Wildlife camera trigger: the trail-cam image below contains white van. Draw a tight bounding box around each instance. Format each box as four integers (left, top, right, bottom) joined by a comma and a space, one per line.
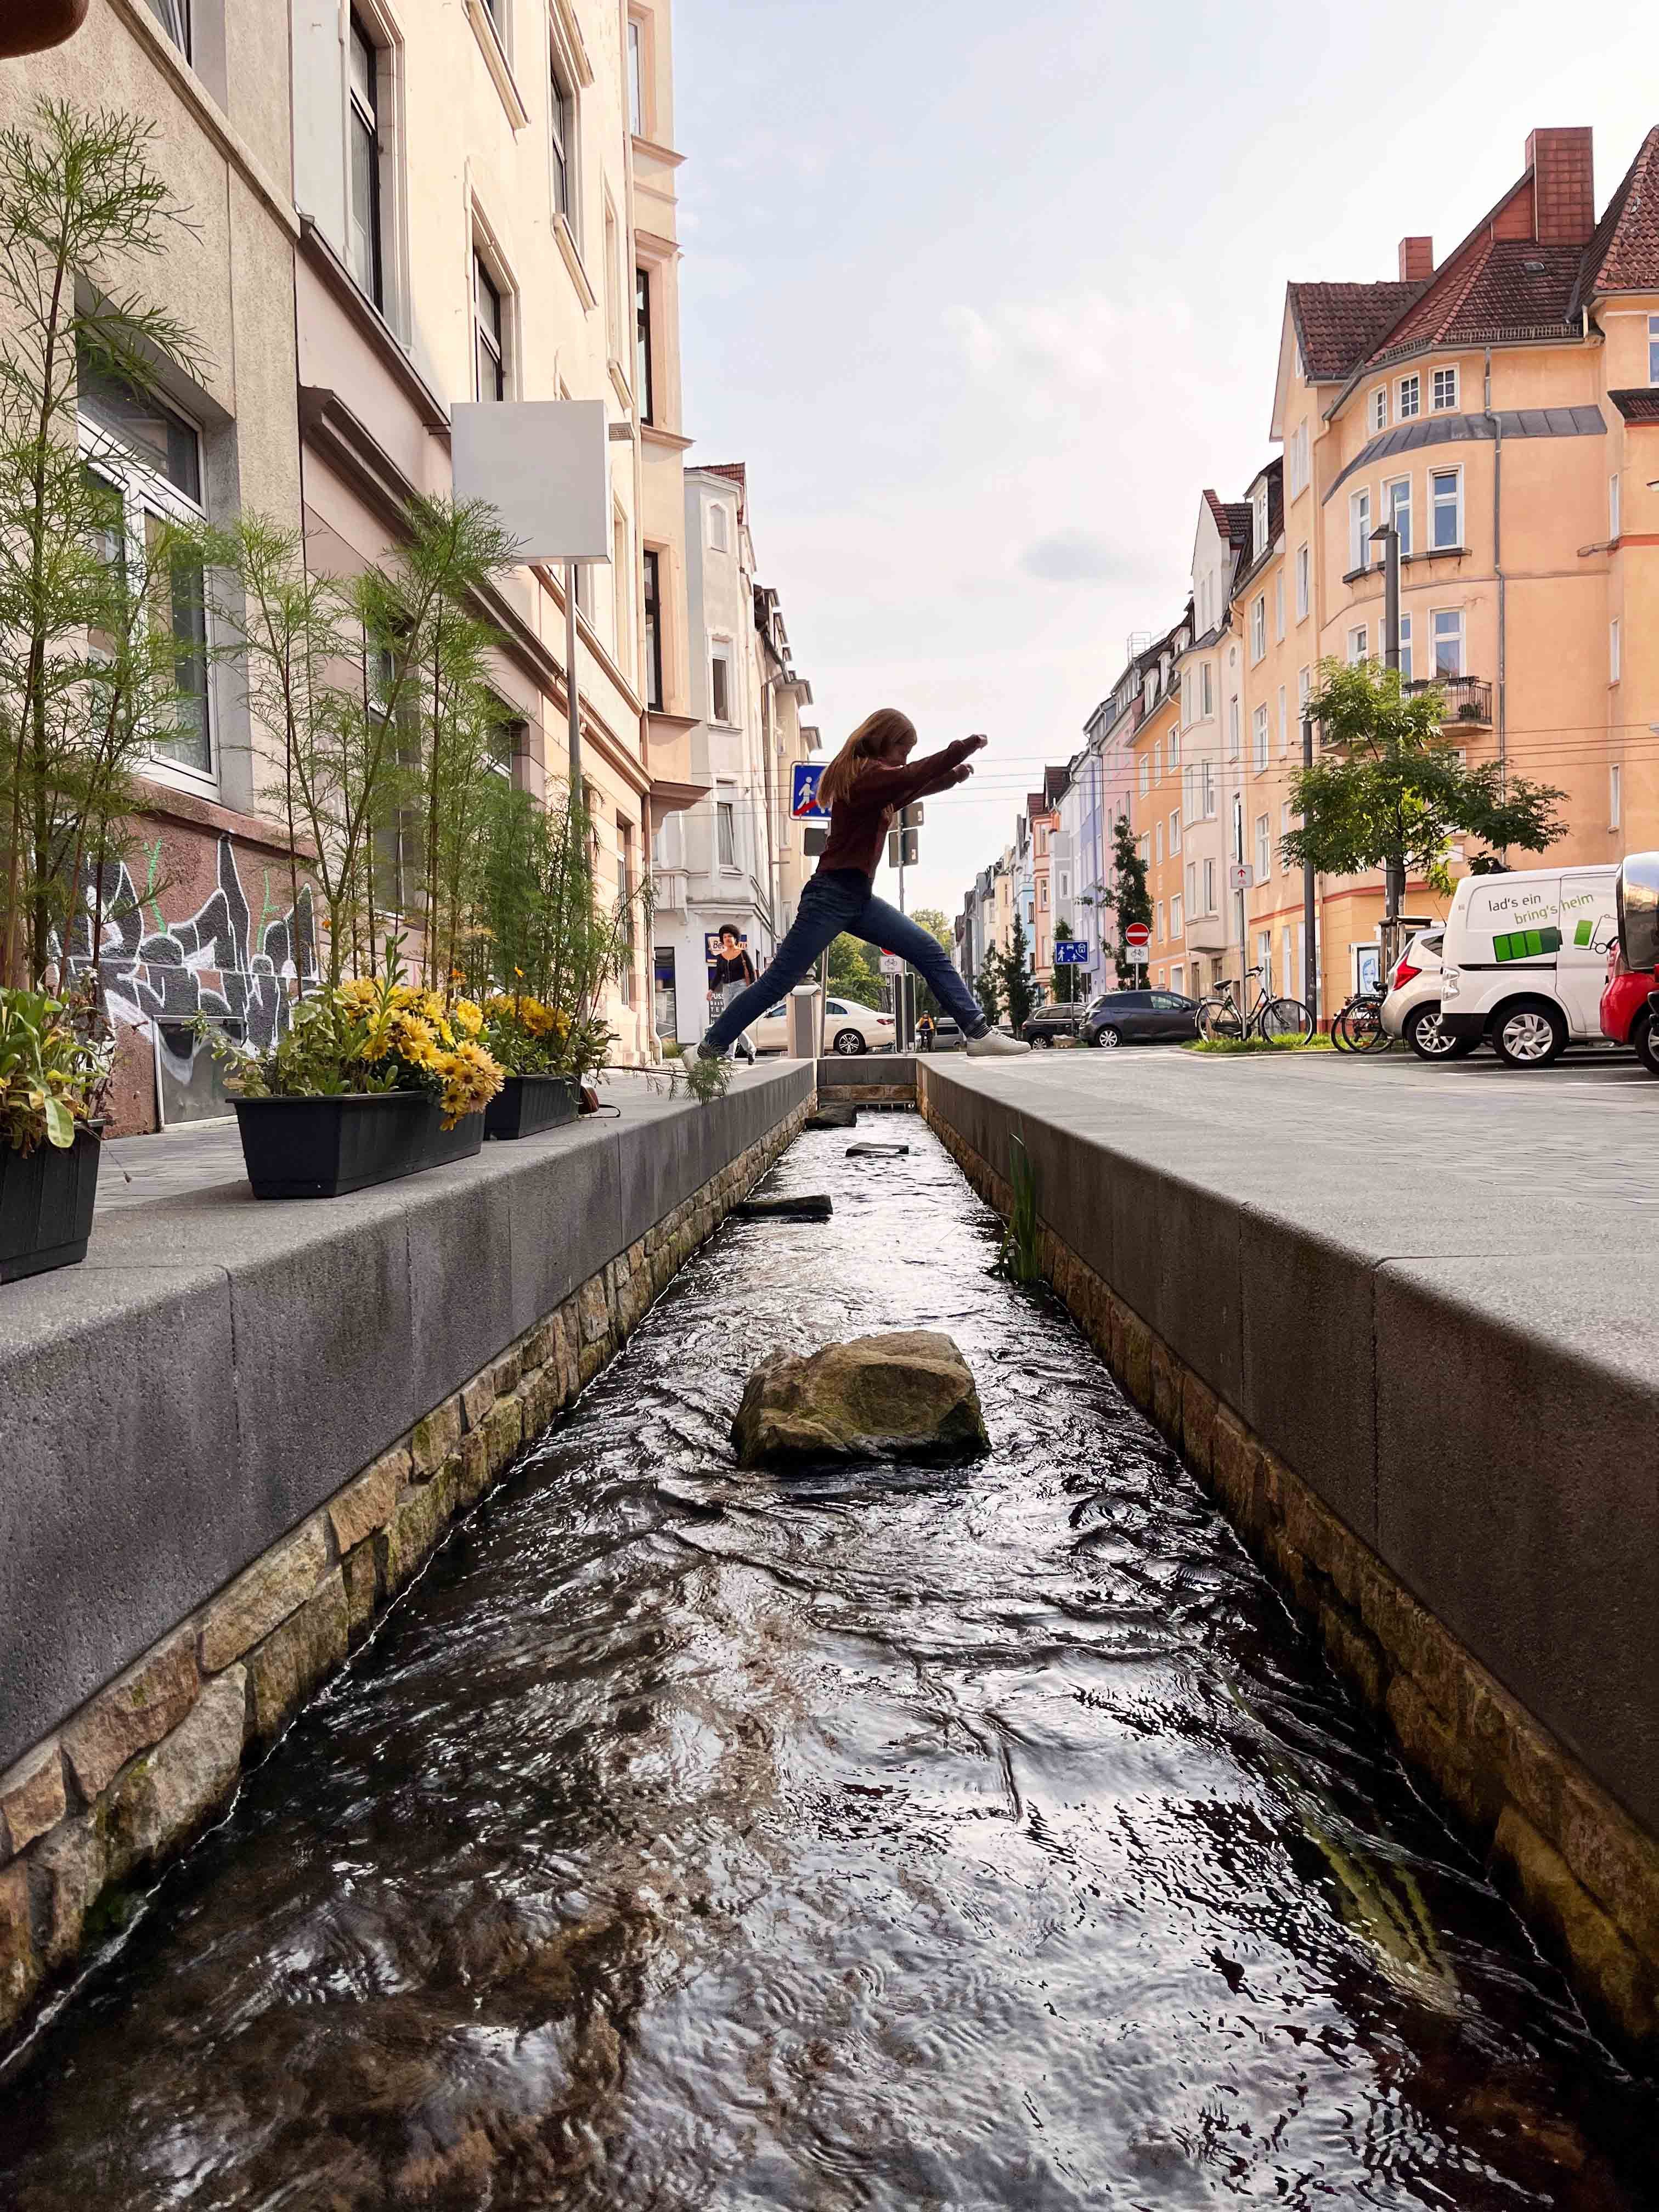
1438, 864, 1619, 1066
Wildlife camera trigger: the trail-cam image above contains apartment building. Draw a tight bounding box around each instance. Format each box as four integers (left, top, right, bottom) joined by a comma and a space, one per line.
290, 0, 697, 1064
2, 2, 306, 1131
1026, 766, 1066, 985
754, 580, 816, 939
1229, 459, 1311, 1003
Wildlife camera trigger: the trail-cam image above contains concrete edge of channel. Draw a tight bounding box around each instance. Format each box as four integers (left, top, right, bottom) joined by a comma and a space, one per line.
0, 1068, 812, 2046
916, 1056, 1659, 2060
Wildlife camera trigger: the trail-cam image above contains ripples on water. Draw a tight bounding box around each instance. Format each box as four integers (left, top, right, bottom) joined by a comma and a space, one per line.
1, 1121, 1654, 2208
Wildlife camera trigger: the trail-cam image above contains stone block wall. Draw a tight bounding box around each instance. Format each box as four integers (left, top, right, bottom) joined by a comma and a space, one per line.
0, 1097, 808, 2039
926, 1103, 1659, 2058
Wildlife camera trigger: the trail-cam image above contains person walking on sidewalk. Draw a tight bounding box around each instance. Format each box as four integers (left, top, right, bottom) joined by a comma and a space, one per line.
708, 926, 759, 1063
699, 710, 1030, 1061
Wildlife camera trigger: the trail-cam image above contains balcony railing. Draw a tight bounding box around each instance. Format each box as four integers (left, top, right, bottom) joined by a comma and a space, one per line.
1406, 675, 1493, 727
648, 867, 689, 913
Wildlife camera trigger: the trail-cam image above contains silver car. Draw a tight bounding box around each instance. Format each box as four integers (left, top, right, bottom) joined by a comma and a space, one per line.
1380, 930, 1480, 1060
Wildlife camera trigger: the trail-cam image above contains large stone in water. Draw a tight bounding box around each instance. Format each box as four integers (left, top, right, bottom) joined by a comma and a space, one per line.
732, 1331, 989, 1468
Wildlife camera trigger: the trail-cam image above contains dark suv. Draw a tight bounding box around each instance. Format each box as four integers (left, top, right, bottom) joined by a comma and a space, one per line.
1079, 989, 1199, 1048
1020, 1005, 1081, 1045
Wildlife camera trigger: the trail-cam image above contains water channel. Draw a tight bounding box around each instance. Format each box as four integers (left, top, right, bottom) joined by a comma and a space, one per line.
1, 1120, 1653, 2207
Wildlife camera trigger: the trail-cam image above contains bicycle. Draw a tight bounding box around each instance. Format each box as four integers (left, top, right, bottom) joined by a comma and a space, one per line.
1196, 967, 1314, 1045
1330, 988, 1391, 1053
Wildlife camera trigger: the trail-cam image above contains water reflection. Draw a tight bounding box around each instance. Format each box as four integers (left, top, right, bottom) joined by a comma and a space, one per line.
0, 1122, 1651, 2206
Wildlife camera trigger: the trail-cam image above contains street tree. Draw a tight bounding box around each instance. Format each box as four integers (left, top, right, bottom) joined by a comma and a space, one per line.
1099, 815, 1152, 970
826, 932, 883, 1006
907, 904, 953, 1018
1283, 660, 1566, 952
1000, 912, 1035, 1031
974, 945, 1003, 1027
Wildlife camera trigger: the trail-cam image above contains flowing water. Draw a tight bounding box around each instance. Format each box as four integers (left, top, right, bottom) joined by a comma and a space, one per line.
1, 1120, 1654, 2208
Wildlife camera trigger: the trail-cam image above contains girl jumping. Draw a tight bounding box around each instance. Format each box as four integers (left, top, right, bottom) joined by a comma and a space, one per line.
699, 710, 1031, 1061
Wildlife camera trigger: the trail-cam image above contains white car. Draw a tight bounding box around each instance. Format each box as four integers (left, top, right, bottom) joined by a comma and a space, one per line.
1379, 929, 1478, 1060
751, 995, 895, 1056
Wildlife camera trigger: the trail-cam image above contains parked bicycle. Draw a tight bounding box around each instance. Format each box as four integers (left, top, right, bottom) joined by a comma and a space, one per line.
1330, 988, 1391, 1053
1196, 967, 1313, 1044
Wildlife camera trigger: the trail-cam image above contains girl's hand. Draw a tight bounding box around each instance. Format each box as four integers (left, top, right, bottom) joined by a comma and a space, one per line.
964, 732, 989, 754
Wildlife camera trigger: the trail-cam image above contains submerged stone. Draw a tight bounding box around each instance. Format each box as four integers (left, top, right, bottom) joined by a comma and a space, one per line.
733, 1195, 833, 1220
845, 1143, 909, 1157
731, 1330, 989, 1468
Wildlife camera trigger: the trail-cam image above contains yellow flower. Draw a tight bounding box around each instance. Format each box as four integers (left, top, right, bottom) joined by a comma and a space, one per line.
385, 1009, 439, 1068
451, 998, 484, 1039
435, 1039, 505, 1126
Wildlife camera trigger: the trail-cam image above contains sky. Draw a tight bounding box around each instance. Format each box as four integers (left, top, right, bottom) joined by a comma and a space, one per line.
673, 0, 1656, 922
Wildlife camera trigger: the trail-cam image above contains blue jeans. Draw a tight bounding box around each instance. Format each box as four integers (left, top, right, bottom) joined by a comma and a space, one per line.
703, 870, 987, 1052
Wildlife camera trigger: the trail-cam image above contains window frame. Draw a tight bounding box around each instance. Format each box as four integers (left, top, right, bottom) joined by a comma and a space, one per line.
634, 264, 654, 424
1650, 313, 1659, 386
347, 11, 385, 311
627, 12, 646, 137
1252, 702, 1268, 772
1430, 466, 1462, 551
715, 794, 738, 870
1398, 611, 1414, 686
1169, 808, 1180, 856
1384, 474, 1412, 558
1347, 624, 1368, 666
709, 639, 735, 726
1430, 607, 1464, 679
1295, 542, 1309, 622
1348, 486, 1371, 574
1431, 364, 1459, 413
1610, 616, 1622, 685
1255, 815, 1270, 883
1250, 593, 1266, 663
1611, 761, 1623, 830
1369, 385, 1388, 433
642, 546, 664, 712
549, 48, 579, 240
1397, 371, 1421, 420
472, 250, 507, 401
144, 0, 190, 57
1610, 472, 1622, 542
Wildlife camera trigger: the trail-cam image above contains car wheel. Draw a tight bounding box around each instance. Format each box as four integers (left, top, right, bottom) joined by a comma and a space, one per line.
1405, 1003, 1460, 1061
832, 1028, 866, 1056
1634, 1013, 1659, 1077
1094, 1026, 1121, 1048
1037, 1032, 1054, 1047
1492, 1000, 1566, 1068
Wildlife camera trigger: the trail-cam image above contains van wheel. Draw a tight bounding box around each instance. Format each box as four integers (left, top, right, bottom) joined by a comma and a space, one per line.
1634, 1013, 1659, 1077
1492, 1000, 1566, 1068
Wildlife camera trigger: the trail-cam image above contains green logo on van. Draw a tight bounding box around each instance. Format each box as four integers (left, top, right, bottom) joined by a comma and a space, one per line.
1493, 927, 1561, 962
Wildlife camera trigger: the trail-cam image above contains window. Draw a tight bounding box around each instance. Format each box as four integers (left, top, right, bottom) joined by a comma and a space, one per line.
1295, 543, 1309, 621
1611, 763, 1623, 830
473, 254, 505, 400
1257, 929, 1272, 978
1202, 857, 1216, 912
1385, 476, 1412, 557
1288, 420, 1310, 499
1349, 487, 1371, 574
1398, 373, 1420, 420
1169, 809, 1180, 855
1181, 668, 1193, 726
1171, 965, 1184, 997
1280, 802, 1293, 874
145, 0, 189, 55
1611, 617, 1622, 684
1278, 684, 1288, 756
1432, 365, 1459, 413
642, 549, 663, 711
1274, 573, 1284, 642
347, 15, 383, 309
618, 820, 636, 1002
1154, 821, 1163, 865
78, 358, 211, 780
1431, 608, 1464, 677
1370, 386, 1388, 433
709, 503, 729, 553
1156, 900, 1165, 943
1228, 698, 1240, 759
635, 267, 654, 423
1186, 860, 1197, 911
1255, 815, 1270, 881
1139, 753, 1149, 795
1250, 595, 1266, 662
627, 14, 644, 136
1168, 727, 1180, 769
1040, 879, 1049, 910
1252, 703, 1268, 771
1252, 484, 1268, 557
1611, 472, 1622, 542
710, 643, 733, 723
1398, 612, 1414, 685
1431, 468, 1460, 550
1138, 834, 1150, 866
1152, 738, 1161, 778
550, 54, 577, 233
1298, 665, 1311, 720
1347, 625, 1368, 665
716, 798, 737, 868
1201, 663, 1214, 717
1650, 314, 1659, 385
1201, 759, 1215, 817
603, 201, 620, 358
1171, 896, 1183, 938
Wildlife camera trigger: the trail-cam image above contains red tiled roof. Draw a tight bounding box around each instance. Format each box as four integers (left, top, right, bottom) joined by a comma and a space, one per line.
1573, 126, 1659, 313
1609, 388, 1659, 424
1288, 281, 1423, 379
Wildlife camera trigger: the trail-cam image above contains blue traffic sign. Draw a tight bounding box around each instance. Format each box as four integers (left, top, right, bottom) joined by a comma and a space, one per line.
791, 762, 827, 819
1054, 940, 1090, 964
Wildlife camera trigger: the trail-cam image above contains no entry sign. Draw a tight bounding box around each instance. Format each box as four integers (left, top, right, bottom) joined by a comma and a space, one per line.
1125, 923, 1150, 948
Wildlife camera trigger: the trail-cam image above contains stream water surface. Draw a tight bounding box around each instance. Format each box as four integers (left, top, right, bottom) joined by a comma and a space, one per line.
1, 1119, 1654, 2208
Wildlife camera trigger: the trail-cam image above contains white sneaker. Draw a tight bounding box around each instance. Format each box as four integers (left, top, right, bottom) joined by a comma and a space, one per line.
965, 1028, 1031, 1058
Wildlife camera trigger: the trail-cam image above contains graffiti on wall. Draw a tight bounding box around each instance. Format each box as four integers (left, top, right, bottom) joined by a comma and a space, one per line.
67, 832, 315, 1126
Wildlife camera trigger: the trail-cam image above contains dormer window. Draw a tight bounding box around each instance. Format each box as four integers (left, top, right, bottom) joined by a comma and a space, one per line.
1252, 485, 1268, 557
1370, 387, 1388, 434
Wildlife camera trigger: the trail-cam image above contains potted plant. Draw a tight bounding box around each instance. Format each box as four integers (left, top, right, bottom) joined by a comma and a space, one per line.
479, 990, 580, 1138
0, 986, 113, 1280
206, 957, 503, 1198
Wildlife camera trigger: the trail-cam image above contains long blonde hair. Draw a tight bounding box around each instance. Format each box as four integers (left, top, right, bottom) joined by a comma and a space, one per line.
816, 708, 915, 810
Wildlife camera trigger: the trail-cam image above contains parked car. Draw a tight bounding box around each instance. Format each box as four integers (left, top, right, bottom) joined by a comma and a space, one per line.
929, 1017, 964, 1051
1079, 989, 1199, 1048
751, 995, 895, 1056
1021, 1005, 1081, 1046
1600, 853, 1659, 1074
1438, 864, 1620, 1067
1379, 929, 1478, 1060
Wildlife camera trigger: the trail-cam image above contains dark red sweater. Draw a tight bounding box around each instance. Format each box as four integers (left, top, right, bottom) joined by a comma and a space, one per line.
814, 740, 979, 881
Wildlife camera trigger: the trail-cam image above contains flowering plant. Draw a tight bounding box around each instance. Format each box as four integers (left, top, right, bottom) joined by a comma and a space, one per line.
0, 984, 114, 1155
206, 951, 503, 1130
479, 988, 572, 1077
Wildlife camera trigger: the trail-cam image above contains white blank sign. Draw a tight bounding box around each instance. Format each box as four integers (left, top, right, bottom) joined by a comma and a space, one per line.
450, 400, 611, 561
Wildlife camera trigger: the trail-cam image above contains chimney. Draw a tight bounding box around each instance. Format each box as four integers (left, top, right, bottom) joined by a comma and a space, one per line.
1527, 127, 1595, 246
1398, 236, 1435, 283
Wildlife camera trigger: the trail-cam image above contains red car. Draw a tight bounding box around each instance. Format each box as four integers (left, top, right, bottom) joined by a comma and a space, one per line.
1600, 854, 1659, 1074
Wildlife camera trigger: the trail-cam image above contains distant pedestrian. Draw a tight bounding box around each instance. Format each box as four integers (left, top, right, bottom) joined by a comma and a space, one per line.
700, 710, 1029, 1060
709, 926, 758, 1063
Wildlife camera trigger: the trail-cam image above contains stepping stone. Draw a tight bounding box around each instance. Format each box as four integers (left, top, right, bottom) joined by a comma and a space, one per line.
732, 1330, 990, 1468
846, 1143, 909, 1158
805, 1107, 859, 1131
732, 1194, 833, 1221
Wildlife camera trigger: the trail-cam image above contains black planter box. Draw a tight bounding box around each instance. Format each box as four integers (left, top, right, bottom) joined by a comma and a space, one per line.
0, 1124, 101, 1283
234, 1092, 485, 1200
485, 1073, 579, 1141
